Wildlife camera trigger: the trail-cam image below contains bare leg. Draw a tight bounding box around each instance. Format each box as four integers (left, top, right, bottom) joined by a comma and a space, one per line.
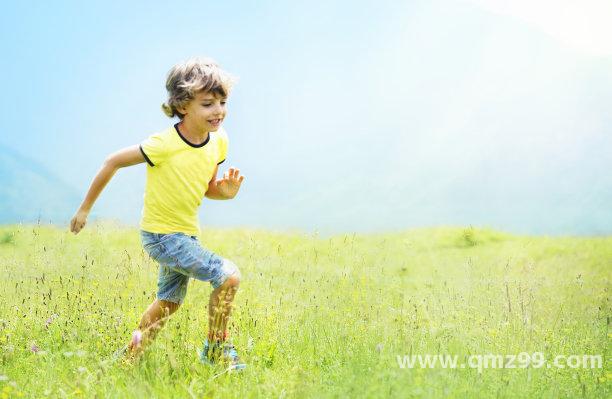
128, 299, 180, 356
208, 273, 240, 343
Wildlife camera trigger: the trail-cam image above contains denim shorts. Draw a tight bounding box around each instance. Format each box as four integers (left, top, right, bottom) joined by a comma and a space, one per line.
140, 230, 239, 304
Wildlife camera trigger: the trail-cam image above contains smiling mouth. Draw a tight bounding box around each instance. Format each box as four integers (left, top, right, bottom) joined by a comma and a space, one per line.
208, 119, 222, 124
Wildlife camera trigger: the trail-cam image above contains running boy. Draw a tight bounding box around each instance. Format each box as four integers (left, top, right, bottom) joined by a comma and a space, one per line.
69, 57, 245, 369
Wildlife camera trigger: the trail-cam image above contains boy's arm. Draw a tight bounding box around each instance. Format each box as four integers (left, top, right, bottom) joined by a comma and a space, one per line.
70, 145, 146, 234
205, 166, 245, 200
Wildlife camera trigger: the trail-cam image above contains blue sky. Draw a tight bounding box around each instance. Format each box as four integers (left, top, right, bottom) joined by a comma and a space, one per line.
1, 0, 611, 235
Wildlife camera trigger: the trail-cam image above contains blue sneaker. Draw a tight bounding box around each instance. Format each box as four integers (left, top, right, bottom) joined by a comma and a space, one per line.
199, 339, 220, 366
222, 343, 247, 371
200, 339, 246, 371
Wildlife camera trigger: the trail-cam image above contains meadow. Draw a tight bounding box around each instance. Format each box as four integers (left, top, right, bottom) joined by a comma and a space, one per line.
0, 223, 609, 398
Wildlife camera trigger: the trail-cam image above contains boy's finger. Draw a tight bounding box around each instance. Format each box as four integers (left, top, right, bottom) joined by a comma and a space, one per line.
233, 168, 240, 178
238, 175, 244, 183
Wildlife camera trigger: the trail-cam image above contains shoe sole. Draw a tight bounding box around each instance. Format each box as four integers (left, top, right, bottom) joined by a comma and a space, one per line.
228, 363, 247, 371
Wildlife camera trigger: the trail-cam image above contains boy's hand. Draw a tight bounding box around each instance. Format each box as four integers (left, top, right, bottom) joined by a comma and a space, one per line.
70, 209, 89, 234
216, 167, 245, 199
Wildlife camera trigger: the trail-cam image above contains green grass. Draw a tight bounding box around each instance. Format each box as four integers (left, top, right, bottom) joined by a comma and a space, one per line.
0, 223, 610, 398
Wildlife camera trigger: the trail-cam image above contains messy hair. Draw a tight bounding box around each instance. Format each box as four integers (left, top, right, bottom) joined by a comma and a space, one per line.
161, 57, 237, 119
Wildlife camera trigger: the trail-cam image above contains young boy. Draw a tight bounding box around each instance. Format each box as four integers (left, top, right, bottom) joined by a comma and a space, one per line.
69, 57, 246, 369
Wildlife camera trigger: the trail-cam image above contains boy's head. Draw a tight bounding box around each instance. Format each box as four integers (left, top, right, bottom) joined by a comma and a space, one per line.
162, 57, 236, 119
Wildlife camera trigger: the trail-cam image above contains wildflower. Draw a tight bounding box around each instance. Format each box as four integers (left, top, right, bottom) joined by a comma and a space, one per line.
0, 375, 7, 382
375, 343, 384, 353
30, 343, 40, 353
44, 314, 58, 329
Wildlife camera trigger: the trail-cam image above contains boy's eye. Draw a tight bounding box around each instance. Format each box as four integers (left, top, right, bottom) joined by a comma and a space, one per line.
201, 101, 227, 107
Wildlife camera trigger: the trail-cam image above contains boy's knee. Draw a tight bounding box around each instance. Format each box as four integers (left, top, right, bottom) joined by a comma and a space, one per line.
213, 259, 241, 291
225, 272, 240, 288
223, 259, 241, 285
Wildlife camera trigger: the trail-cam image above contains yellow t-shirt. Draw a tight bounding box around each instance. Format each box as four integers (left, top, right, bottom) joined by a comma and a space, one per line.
139, 123, 228, 236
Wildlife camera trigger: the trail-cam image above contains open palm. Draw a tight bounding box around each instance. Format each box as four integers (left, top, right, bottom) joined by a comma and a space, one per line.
217, 167, 244, 198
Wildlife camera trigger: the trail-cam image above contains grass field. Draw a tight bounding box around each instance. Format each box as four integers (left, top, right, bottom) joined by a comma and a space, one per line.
0, 223, 610, 398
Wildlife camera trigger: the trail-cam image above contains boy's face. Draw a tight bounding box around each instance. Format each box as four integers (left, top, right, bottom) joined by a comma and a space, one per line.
179, 91, 227, 132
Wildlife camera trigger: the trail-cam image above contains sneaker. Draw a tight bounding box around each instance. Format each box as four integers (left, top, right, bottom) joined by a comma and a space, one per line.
199, 339, 220, 366
222, 343, 247, 371
200, 339, 247, 371
108, 330, 143, 365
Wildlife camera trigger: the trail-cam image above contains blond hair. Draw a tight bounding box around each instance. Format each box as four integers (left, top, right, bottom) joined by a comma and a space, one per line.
161, 57, 237, 119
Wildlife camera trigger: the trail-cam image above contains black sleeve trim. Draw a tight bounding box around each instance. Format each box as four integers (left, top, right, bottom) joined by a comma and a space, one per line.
217, 159, 225, 165
140, 145, 154, 167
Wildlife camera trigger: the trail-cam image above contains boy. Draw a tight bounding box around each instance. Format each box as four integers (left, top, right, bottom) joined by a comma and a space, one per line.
69, 57, 245, 369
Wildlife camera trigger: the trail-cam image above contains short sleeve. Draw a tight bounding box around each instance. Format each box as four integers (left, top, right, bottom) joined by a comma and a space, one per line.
216, 128, 229, 165
140, 133, 167, 167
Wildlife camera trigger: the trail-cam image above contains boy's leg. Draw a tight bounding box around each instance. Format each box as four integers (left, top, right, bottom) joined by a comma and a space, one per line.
149, 235, 243, 362
208, 272, 240, 343
128, 299, 180, 356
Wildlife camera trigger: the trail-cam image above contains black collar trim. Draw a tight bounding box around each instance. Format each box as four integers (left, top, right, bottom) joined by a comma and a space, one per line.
174, 123, 210, 148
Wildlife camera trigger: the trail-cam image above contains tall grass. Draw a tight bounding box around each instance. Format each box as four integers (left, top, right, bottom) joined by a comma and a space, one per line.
0, 223, 609, 398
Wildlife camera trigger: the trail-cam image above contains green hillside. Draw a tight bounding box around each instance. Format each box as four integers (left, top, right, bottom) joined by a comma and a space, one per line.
0, 145, 79, 225
0, 224, 610, 398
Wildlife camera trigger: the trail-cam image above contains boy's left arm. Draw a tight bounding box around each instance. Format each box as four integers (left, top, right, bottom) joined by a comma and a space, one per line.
205, 166, 245, 200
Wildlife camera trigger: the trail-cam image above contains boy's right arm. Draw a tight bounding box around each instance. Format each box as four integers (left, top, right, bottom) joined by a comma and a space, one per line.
70, 145, 146, 234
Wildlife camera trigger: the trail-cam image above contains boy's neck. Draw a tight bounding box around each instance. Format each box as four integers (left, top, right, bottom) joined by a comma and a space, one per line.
178, 120, 209, 145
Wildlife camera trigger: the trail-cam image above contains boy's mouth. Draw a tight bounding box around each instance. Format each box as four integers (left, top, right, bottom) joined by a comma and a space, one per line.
208, 119, 222, 125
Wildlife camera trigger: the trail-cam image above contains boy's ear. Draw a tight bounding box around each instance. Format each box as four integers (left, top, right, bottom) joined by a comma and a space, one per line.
176, 104, 188, 115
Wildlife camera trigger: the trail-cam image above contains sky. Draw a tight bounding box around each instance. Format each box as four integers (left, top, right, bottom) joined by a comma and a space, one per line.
1, 0, 611, 235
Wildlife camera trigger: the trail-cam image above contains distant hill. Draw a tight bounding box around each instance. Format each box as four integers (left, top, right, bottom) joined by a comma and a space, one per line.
0, 144, 80, 225
1, 1, 611, 237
